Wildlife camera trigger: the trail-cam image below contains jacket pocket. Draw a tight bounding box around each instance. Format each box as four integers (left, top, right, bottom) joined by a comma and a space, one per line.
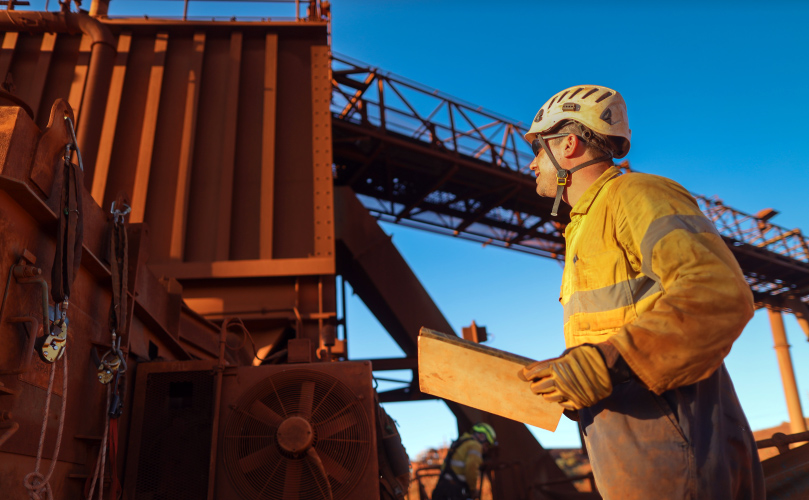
568, 250, 635, 334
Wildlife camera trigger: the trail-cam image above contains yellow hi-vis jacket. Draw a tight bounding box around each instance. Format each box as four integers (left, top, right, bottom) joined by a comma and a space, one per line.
442, 433, 483, 490
561, 166, 754, 395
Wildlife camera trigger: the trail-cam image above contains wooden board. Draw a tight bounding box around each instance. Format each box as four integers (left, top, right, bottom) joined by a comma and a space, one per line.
418, 327, 563, 431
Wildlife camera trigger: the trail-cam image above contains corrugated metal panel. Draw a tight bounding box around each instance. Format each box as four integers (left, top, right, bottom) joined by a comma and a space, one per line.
0, 20, 332, 266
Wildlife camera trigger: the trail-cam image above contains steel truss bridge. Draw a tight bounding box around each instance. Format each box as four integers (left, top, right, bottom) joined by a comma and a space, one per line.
330, 54, 809, 313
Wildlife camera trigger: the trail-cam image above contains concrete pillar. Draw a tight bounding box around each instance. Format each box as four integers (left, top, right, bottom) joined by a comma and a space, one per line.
768, 308, 807, 434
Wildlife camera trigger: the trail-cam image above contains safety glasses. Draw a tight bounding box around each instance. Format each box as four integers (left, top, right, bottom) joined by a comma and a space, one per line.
531, 133, 571, 157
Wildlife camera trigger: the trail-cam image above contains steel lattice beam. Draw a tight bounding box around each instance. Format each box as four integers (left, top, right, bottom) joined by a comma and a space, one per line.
330, 55, 809, 308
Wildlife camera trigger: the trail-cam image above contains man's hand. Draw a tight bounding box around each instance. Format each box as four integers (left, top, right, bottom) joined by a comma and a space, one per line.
521, 345, 612, 410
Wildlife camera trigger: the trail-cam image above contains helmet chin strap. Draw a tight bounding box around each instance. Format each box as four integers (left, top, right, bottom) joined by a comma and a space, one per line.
534, 134, 612, 216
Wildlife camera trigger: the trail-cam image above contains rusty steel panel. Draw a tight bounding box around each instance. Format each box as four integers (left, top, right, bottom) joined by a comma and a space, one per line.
761, 443, 809, 500
312, 45, 335, 260
184, 30, 238, 262
0, 32, 18, 80
0, 99, 239, 498
274, 35, 319, 260
230, 32, 271, 261
260, 33, 278, 260
168, 32, 206, 261
213, 31, 242, 261
129, 32, 169, 224
139, 31, 195, 251
91, 31, 131, 204
0, 18, 336, 367
25, 33, 56, 120
67, 34, 92, 121
35, 34, 82, 131
0, 19, 330, 265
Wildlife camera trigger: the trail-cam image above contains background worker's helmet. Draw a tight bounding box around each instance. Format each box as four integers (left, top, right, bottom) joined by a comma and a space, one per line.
471, 422, 497, 446
524, 85, 631, 158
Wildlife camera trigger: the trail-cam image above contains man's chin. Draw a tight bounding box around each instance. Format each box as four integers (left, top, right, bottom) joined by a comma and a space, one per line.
535, 185, 551, 198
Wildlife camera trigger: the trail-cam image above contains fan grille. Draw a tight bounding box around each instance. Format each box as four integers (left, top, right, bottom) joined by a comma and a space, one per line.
223, 369, 372, 500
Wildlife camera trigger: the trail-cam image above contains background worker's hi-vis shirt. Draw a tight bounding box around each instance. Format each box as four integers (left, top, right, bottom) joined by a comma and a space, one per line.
560, 166, 754, 395
443, 433, 483, 489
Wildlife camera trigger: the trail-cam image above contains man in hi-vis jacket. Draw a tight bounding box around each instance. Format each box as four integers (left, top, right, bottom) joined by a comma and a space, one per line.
519, 85, 765, 499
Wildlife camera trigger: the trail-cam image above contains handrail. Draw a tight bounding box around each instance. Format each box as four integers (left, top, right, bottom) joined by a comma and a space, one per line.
331, 54, 534, 174
331, 56, 809, 306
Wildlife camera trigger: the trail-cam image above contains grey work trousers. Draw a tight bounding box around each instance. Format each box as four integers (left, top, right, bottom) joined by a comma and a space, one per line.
579, 364, 765, 500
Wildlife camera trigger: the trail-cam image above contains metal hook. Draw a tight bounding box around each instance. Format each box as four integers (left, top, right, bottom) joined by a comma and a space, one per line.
110, 201, 131, 224
63, 114, 84, 172
110, 331, 127, 374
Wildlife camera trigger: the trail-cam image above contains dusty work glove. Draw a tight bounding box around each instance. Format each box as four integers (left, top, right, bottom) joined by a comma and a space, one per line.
520, 345, 612, 410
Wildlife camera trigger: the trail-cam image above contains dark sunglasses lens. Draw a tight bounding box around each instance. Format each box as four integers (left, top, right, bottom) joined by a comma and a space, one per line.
532, 138, 542, 156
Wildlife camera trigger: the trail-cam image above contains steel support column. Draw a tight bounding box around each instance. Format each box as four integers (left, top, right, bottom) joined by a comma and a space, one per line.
768, 307, 807, 434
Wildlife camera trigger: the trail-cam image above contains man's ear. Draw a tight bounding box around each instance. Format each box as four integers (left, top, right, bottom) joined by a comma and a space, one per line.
562, 134, 582, 159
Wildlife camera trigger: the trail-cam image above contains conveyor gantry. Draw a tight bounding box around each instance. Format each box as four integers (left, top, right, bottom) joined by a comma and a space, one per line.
330, 54, 809, 312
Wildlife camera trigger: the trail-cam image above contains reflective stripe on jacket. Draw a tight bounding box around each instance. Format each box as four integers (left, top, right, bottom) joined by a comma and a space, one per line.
561, 166, 754, 395
441, 433, 482, 489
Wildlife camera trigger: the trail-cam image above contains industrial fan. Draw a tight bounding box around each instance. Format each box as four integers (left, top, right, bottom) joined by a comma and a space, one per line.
125, 360, 380, 500
220, 364, 377, 500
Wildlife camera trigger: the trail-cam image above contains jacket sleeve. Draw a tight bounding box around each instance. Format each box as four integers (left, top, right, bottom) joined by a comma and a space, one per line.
606, 175, 754, 395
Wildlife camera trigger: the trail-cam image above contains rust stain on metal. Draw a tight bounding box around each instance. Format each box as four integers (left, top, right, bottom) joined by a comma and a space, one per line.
17, 356, 65, 397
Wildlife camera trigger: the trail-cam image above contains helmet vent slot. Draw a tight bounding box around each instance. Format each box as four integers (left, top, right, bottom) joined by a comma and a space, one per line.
595, 91, 614, 103
546, 97, 557, 109
556, 90, 569, 102
568, 88, 584, 99
581, 88, 599, 99
533, 109, 544, 122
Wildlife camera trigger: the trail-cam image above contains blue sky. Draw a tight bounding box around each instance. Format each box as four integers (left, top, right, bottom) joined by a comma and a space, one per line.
330, 0, 809, 455
30, 0, 809, 457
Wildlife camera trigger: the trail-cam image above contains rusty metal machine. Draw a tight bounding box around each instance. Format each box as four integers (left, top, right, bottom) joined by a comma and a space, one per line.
0, 3, 578, 499
0, 3, 414, 500
0, 1, 807, 499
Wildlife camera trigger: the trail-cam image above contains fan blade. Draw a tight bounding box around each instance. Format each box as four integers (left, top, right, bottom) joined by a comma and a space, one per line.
238, 443, 276, 474
247, 399, 284, 428
317, 412, 358, 440
318, 448, 351, 483
283, 460, 303, 500
307, 448, 335, 499
299, 381, 315, 419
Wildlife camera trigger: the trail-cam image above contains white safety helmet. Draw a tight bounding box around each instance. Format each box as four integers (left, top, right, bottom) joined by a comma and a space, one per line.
524, 85, 631, 158
525, 85, 631, 216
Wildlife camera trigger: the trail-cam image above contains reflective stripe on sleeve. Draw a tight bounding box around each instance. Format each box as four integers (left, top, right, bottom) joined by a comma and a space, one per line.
564, 276, 662, 322
640, 214, 719, 282
451, 460, 466, 468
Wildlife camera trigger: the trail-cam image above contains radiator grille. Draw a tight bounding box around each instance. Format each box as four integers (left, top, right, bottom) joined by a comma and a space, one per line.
134, 370, 215, 499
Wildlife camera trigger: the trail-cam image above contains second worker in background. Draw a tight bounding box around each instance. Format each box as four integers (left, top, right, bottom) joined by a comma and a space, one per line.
431, 423, 496, 500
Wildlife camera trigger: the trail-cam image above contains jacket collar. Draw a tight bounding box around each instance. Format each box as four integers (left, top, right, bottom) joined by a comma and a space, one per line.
570, 165, 623, 216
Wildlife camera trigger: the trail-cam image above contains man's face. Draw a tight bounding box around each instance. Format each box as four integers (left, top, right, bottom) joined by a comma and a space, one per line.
529, 138, 561, 198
